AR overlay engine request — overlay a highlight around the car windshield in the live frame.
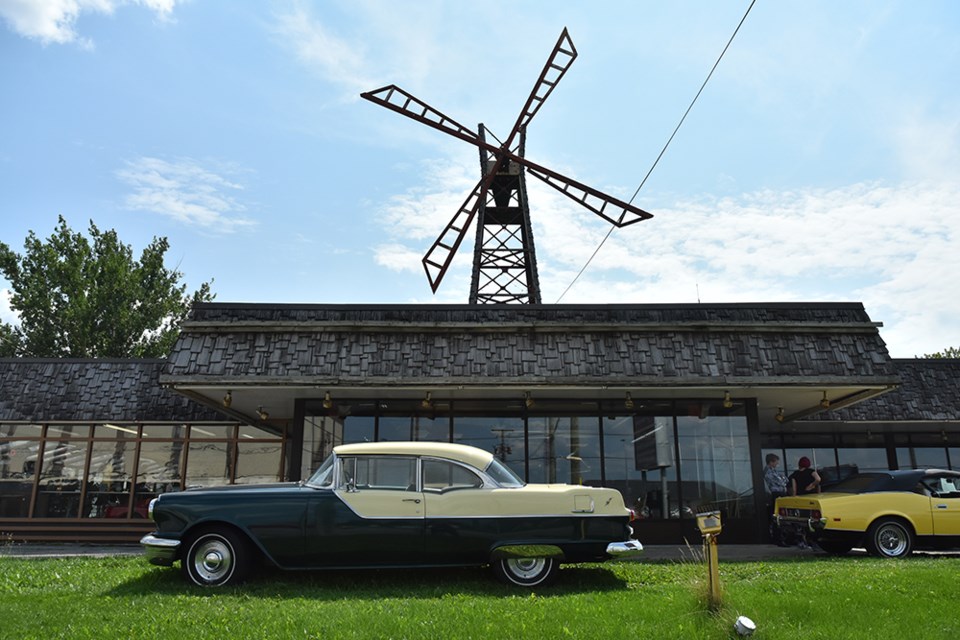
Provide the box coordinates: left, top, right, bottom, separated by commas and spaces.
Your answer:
827, 473, 888, 494
485, 458, 525, 488
305, 454, 335, 488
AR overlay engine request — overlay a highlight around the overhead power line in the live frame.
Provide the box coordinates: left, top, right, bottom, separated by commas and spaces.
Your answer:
555, 0, 757, 303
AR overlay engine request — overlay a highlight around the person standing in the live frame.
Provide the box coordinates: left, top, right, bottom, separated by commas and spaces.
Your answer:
763, 453, 788, 545
788, 456, 821, 549
789, 456, 821, 496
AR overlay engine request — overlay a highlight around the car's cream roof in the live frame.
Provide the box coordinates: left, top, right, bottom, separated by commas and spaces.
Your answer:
333, 441, 495, 470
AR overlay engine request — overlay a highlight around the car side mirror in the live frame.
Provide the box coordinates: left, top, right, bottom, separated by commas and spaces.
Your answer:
345, 476, 358, 493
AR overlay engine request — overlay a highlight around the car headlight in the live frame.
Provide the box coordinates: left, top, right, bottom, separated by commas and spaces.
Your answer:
148, 497, 159, 521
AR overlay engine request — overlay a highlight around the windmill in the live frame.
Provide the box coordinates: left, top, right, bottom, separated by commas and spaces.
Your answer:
362, 28, 653, 304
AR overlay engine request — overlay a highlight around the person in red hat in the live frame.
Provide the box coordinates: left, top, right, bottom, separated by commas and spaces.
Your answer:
789, 456, 821, 496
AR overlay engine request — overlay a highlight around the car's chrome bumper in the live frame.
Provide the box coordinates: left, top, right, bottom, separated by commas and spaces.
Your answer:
140, 534, 181, 566
606, 539, 644, 558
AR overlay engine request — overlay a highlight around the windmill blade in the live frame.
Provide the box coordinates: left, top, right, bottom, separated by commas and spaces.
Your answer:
421, 178, 487, 292
361, 85, 480, 147
523, 162, 653, 227
504, 28, 578, 148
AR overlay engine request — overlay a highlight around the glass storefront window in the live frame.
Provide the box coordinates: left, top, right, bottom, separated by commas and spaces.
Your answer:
35, 437, 89, 517
835, 448, 889, 474
85, 431, 138, 518
189, 425, 235, 439
302, 415, 342, 478
676, 402, 753, 519
235, 441, 285, 484
133, 427, 187, 517
0, 437, 41, 517
45, 425, 92, 439
0, 421, 284, 521
897, 447, 948, 469
379, 414, 449, 443
184, 440, 234, 488
604, 411, 677, 520
527, 416, 600, 486
453, 416, 525, 480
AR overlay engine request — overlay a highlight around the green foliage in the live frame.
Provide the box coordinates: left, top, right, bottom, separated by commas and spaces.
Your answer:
922, 346, 960, 359
0, 216, 213, 358
0, 555, 958, 639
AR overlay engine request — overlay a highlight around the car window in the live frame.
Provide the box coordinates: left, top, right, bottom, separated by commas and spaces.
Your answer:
340, 456, 417, 491
306, 454, 335, 488
485, 458, 525, 488
422, 459, 482, 493
932, 476, 960, 498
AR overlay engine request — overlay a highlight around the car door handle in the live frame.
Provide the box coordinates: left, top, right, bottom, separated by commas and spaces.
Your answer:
403, 498, 421, 504
936, 504, 948, 509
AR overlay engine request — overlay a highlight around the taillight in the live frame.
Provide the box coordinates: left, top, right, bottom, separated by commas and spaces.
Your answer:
778, 507, 787, 516
628, 507, 639, 522
811, 510, 822, 520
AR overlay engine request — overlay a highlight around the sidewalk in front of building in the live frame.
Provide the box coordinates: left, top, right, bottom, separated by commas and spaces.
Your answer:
0, 542, 868, 562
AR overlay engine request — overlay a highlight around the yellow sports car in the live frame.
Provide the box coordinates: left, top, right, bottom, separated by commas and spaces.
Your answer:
775, 469, 960, 558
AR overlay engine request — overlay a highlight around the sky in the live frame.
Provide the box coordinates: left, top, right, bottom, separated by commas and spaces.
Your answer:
1, 0, 958, 358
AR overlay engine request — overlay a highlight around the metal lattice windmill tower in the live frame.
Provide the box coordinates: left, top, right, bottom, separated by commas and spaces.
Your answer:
362, 29, 653, 304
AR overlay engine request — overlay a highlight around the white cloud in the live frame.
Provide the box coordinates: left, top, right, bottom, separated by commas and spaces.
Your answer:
271, 5, 374, 95
0, 288, 17, 326
374, 155, 960, 357
116, 157, 256, 232
0, 0, 180, 48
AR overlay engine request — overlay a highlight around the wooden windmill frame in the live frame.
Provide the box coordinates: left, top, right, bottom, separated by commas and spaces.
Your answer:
362, 29, 653, 303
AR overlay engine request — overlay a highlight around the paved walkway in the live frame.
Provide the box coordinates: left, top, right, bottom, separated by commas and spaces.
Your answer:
0, 542, 842, 561
3, 542, 957, 562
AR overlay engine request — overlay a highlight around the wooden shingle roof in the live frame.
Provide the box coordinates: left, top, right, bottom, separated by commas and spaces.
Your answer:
162, 302, 897, 388
0, 359, 224, 422
809, 359, 960, 422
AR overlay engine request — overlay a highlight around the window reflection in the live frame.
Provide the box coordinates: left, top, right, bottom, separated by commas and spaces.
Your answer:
604, 413, 677, 521
676, 402, 753, 519
454, 416, 525, 480
85, 431, 138, 518
35, 429, 88, 518
527, 416, 599, 485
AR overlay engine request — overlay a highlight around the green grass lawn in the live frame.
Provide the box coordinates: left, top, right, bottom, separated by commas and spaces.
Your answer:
1, 554, 957, 639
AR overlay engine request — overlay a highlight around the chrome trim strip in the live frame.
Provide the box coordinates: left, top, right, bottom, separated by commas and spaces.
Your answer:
606, 540, 644, 558
140, 534, 181, 566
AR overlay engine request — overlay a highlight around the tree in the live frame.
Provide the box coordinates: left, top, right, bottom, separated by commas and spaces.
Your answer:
0, 216, 214, 358
922, 347, 960, 359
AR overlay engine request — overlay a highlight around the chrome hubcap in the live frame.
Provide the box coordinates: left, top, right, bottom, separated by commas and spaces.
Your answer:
506, 557, 547, 579
878, 525, 907, 556
193, 538, 233, 583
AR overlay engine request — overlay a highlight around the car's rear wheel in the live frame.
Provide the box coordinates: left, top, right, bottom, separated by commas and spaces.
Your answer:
866, 518, 913, 558
182, 528, 252, 587
817, 539, 854, 555
492, 557, 559, 587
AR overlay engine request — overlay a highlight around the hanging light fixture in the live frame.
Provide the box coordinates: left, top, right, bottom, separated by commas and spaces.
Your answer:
222, 390, 232, 408
624, 392, 635, 410
524, 391, 535, 409
722, 391, 733, 409
820, 391, 831, 409
775, 407, 785, 423
257, 406, 269, 421
322, 391, 333, 409
421, 391, 434, 409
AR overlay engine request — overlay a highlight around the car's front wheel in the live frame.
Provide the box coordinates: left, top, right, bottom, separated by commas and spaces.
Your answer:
182, 528, 252, 587
866, 518, 913, 558
492, 557, 559, 587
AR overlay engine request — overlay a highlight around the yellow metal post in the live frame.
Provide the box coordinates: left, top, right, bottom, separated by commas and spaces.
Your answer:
696, 510, 722, 609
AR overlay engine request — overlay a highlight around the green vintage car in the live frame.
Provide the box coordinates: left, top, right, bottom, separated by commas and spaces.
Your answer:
142, 441, 643, 587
